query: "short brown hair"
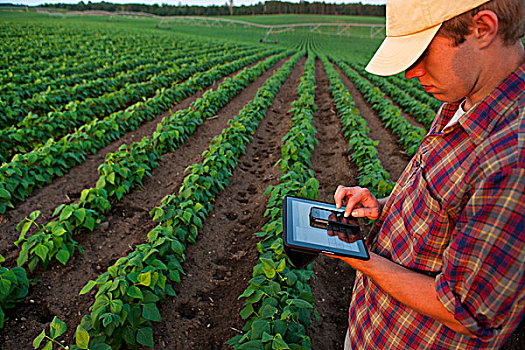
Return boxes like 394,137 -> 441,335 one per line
439,0 -> 525,46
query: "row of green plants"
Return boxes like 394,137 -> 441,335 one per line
0,47 -> 263,163
0,48 -> 280,214
14,50 -> 290,274
331,57 -> 426,156
0,37 -> 236,109
345,61 -> 435,129
0,254 -> 29,329
31,50 -> 304,350
1,44 -> 237,127
1,24 -> 214,81
320,55 -> 394,198
227,53 -> 319,350
1,27 -> 122,77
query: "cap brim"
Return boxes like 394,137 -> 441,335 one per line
365,23 -> 442,76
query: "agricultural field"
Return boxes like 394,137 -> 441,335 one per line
0,10 -> 523,350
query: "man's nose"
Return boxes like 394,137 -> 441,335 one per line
405,63 -> 425,80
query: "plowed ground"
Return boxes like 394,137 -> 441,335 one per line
0,57 -> 522,349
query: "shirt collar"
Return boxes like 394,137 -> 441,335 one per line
434,62 -> 525,145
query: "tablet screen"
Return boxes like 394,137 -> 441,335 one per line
283,196 -> 369,260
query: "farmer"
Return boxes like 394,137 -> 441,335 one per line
329,0 -> 525,349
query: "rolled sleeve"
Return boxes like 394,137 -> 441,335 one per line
436,169 -> 525,341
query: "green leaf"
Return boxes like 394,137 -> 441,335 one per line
110,299 -> 123,314
73,208 -> 87,223
49,316 -> 67,339
240,304 -> 254,320
75,325 -> 90,349
127,285 -> 144,299
51,226 -> 67,237
137,327 -> 154,347
107,172 -> 116,185
42,341 -> 53,350
272,334 -> 291,350
137,272 -> 151,287
32,330 -> 46,348
84,216 -> 95,231
0,279 -> 11,295
96,176 -> 106,189
142,303 -> 162,322
34,244 -> 50,263
59,206 -> 74,222
261,304 -> 278,318
276,259 -> 286,273
238,340 -> 263,349
0,188 -> 12,199
79,280 -> 97,295
251,319 -> 270,340
261,332 -> 274,343
260,258 -> 276,279
56,248 -> 70,265
290,299 -> 313,309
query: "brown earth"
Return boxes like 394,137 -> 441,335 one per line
0,56 -> 522,350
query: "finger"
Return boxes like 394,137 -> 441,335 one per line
334,186 -> 360,210
351,206 -> 380,220
344,189 -> 371,217
334,185 -> 347,209
337,232 -> 351,243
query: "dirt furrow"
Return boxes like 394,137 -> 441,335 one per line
0,57 -> 269,257
149,56 -> 307,350
305,59 -> 360,349
334,64 -> 411,182
0,56 -> 290,349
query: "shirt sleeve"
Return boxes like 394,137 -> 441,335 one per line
436,168 -> 525,340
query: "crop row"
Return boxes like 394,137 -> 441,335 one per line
331,57 -> 426,156
0,254 -> 28,329
344,61 -> 435,129
31,50 -> 305,350
0,44 -> 241,127
0,25 -> 221,79
1,34 -> 144,83
0,37 -> 231,102
321,56 -> 394,198
228,53 -> 318,350
0,47 -> 265,163
0,23 -> 118,68
0,48 -> 281,214
14,50 -> 290,275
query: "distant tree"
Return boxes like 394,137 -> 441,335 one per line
38,0 -> 385,18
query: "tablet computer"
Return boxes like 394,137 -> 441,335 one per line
282,195 -> 370,260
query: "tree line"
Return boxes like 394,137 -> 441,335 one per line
35,1 -> 385,17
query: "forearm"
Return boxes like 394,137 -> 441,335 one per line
344,253 -> 474,337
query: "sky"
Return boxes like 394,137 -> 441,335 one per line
1,0 -> 387,7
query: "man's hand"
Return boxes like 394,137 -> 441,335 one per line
334,186 -> 385,220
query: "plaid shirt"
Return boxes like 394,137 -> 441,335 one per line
347,63 -> 525,349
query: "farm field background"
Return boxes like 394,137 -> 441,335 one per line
0,10 -> 522,350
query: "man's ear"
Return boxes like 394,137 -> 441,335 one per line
471,10 -> 499,48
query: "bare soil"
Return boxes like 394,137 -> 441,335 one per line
0,57 -> 522,350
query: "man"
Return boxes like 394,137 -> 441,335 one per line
329,0 -> 524,349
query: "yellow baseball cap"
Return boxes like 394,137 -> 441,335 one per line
365,0 -> 491,76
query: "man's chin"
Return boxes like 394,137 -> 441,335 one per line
431,93 -> 463,104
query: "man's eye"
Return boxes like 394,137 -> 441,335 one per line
407,48 -> 429,71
